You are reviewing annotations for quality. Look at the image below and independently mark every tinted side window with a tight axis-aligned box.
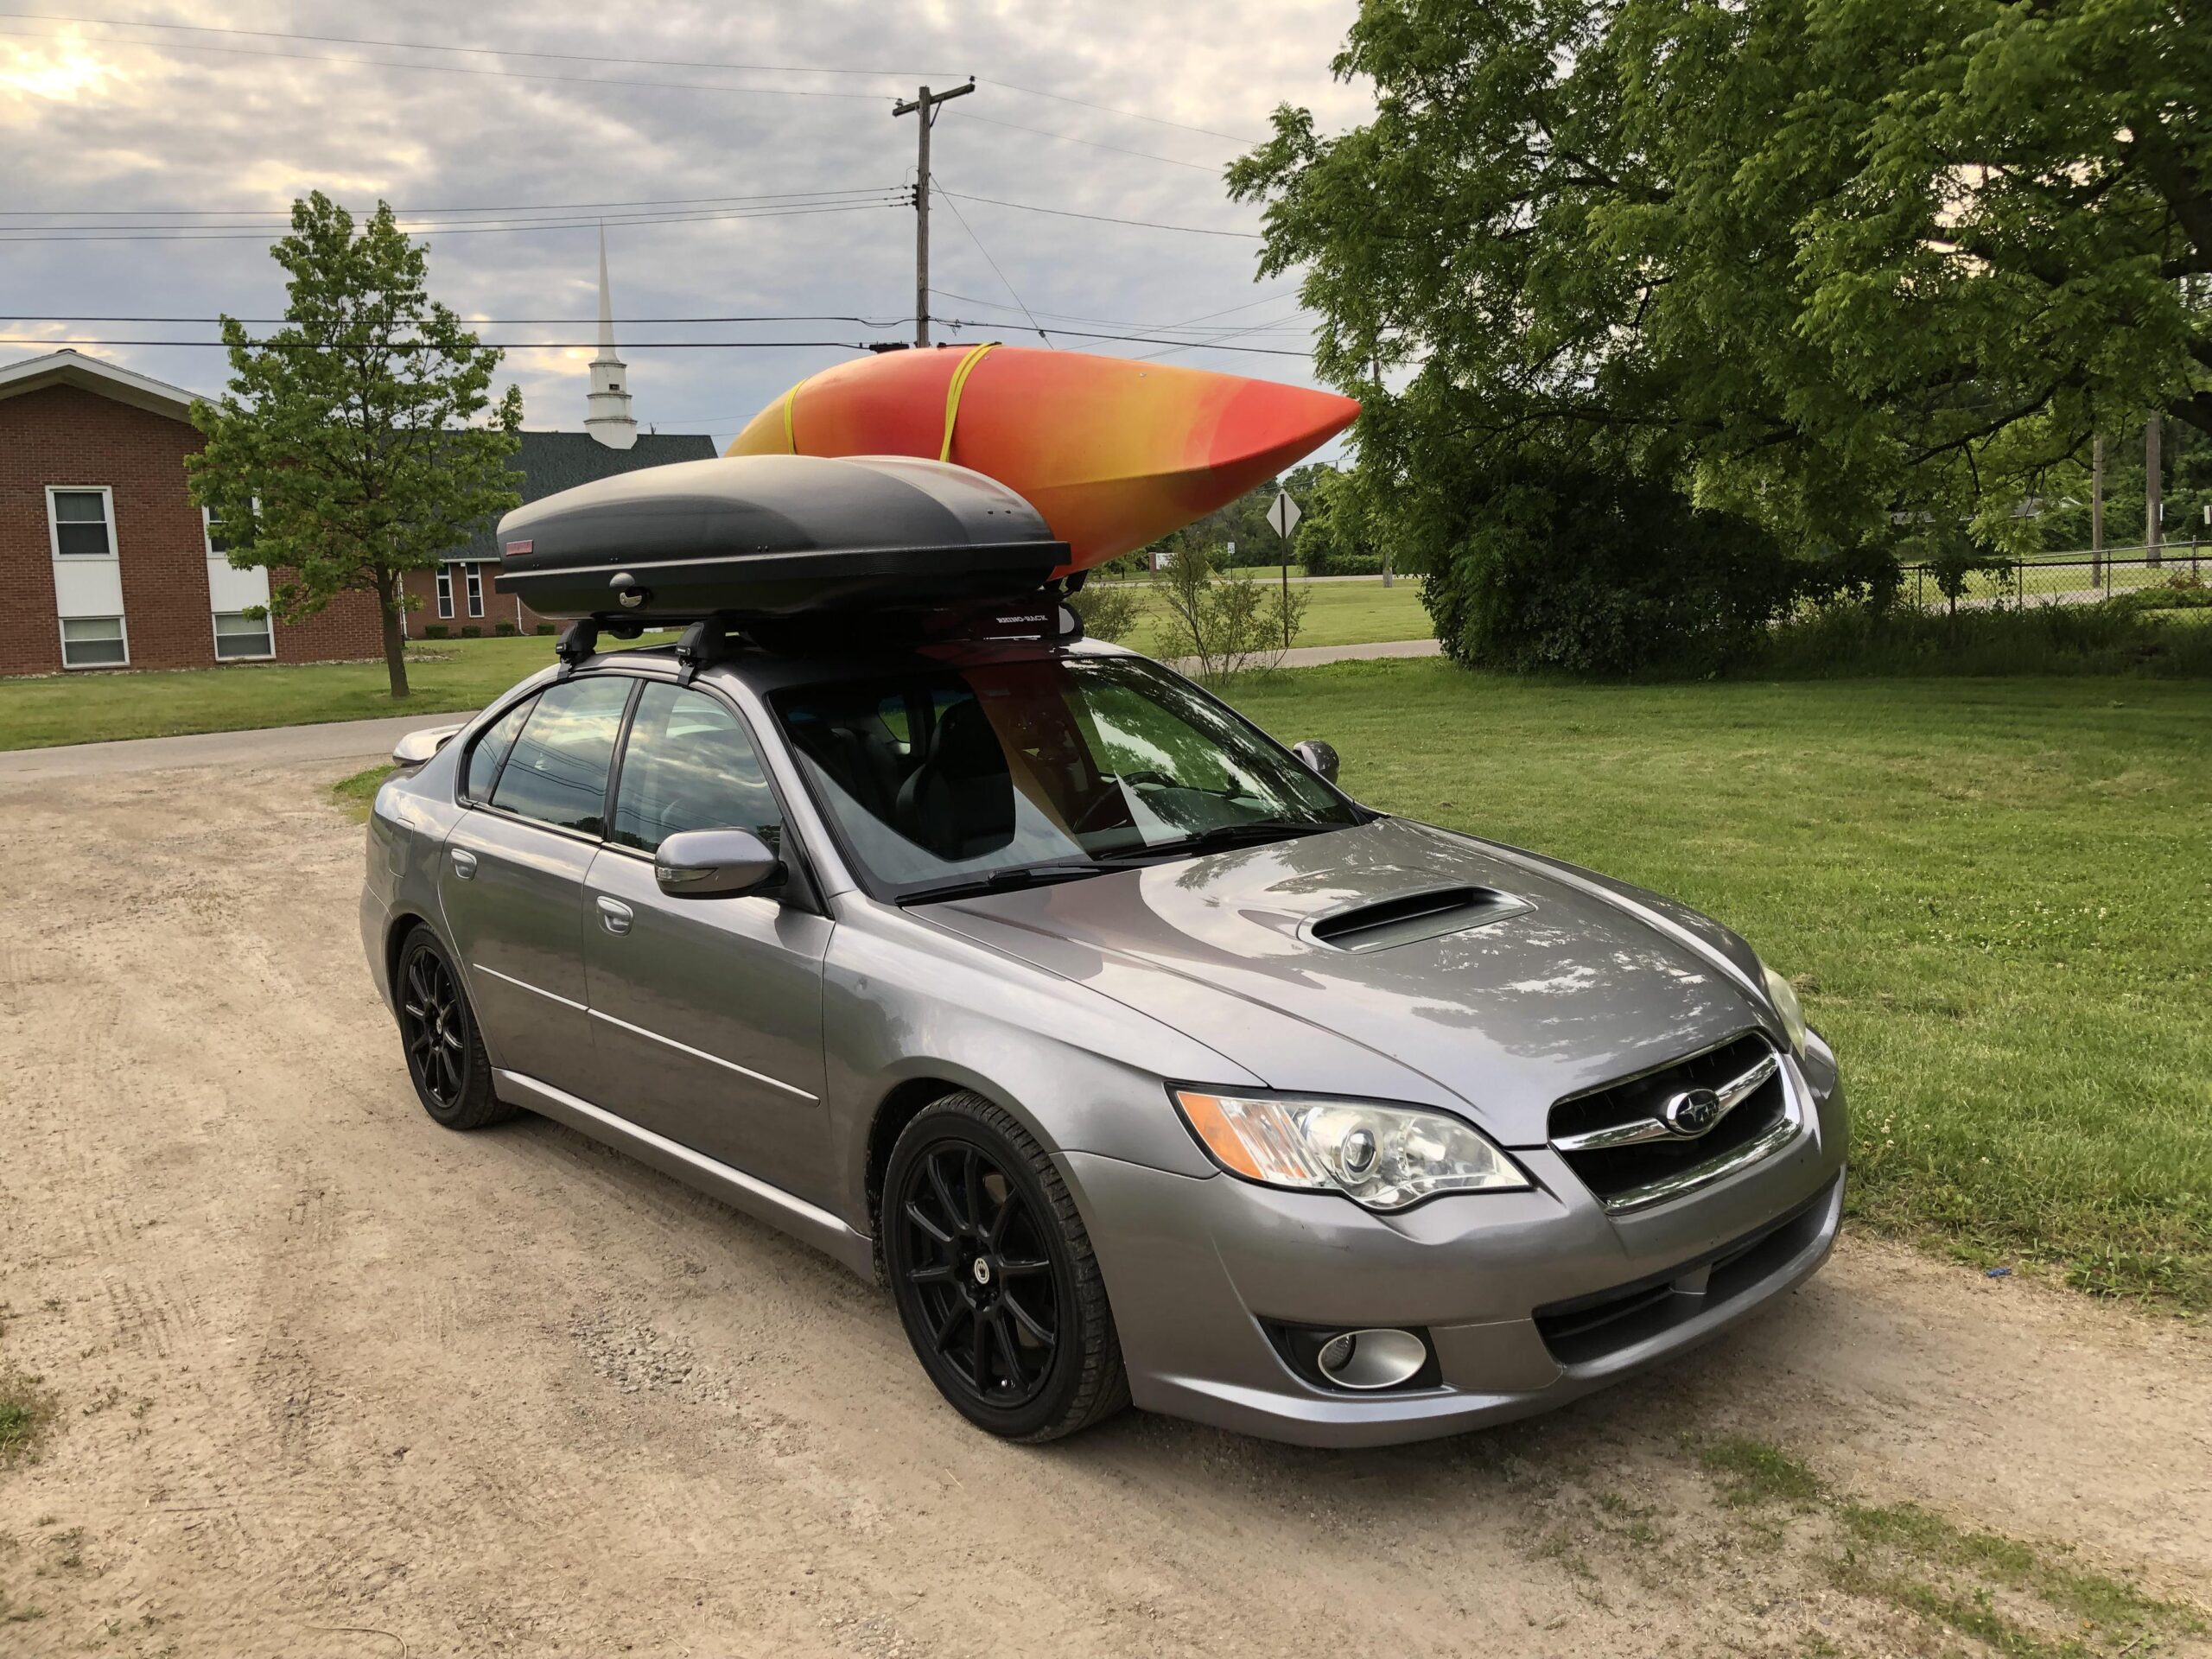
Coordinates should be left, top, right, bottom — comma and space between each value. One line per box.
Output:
490, 676, 633, 835
613, 683, 782, 857
465, 697, 533, 801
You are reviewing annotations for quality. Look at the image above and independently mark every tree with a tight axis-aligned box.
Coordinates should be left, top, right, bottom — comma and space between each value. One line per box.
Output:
188, 193, 524, 697
1230, 0, 2210, 567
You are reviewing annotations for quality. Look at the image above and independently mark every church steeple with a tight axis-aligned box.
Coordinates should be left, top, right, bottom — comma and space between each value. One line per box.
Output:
584, 226, 638, 450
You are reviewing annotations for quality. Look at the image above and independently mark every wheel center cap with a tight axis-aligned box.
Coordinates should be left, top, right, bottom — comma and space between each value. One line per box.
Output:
970, 1257, 994, 1287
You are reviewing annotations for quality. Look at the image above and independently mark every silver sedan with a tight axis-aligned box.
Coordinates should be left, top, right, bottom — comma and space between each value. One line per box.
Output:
361, 637, 1845, 1445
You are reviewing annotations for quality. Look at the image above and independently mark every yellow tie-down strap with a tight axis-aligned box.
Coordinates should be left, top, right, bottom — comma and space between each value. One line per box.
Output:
781, 377, 806, 453
940, 343, 999, 462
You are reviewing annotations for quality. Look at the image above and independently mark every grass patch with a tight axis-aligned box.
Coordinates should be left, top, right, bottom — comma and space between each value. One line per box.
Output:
1113, 576, 1432, 658
1224, 664, 2212, 1309
330, 763, 397, 823
1688, 1440, 2204, 1656
1699, 1437, 1823, 1508
0, 1369, 53, 1467
1753, 601, 2212, 680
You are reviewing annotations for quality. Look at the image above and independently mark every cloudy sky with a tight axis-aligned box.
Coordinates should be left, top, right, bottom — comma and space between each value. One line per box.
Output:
1, 2, 1370, 452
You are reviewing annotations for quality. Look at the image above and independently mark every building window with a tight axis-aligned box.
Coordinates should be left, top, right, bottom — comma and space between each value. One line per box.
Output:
60, 615, 127, 668
213, 611, 274, 661
48, 487, 115, 558
435, 567, 454, 620
465, 564, 485, 619
203, 505, 230, 556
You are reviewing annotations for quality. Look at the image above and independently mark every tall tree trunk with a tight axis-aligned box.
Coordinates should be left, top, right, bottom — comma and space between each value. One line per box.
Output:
378, 569, 410, 699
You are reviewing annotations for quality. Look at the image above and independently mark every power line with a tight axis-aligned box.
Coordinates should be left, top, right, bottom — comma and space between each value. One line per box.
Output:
934, 321, 1308, 356
0, 201, 900, 243
7, 328, 1313, 357
946, 110, 1225, 174
0, 22, 896, 101
975, 78, 1265, 146
930, 181, 1053, 347
0, 187, 903, 219
6, 313, 921, 326
0, 14, 1266, 145
934, 191, 1264, 239
928, 287, 1309, 334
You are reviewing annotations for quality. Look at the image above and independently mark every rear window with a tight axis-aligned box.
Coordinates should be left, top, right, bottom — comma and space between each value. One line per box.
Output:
465, 697, 533, 802
488, 676, 634, 836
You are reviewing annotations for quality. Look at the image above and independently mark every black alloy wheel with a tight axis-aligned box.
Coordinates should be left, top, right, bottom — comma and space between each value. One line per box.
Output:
395, 928, 512, 1129
883, 1093, 1128, 1441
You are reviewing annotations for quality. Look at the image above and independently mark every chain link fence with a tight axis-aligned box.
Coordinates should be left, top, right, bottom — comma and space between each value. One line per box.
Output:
1903, 543, 2209, 609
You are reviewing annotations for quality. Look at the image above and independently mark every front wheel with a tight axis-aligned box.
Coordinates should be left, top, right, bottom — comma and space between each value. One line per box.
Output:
882, 1092, 1128, 1441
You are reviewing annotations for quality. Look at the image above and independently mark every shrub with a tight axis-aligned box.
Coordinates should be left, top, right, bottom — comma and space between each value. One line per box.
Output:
423, 624, 449, 639
1421, 467, 1805, 676
1065, 576, 1144, 642
1752, 598, 2212, 678
1149, 537, 1309, 681
495, 620, 519, 636
460, 625, 482, 639
2106, 575, 2212, 613
535, 622, 556, 636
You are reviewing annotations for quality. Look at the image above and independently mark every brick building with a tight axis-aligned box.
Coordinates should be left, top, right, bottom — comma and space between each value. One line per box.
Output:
0, 350, 385, 675
0, 350, 714, 677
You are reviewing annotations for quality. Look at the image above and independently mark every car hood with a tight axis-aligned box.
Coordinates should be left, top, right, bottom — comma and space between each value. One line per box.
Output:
921, 817, 1776, 1146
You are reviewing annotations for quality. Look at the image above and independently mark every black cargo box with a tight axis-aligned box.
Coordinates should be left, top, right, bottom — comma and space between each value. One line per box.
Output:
493, 454, 1068, 624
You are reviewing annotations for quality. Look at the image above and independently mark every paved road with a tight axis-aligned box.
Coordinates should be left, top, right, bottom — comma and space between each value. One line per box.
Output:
0, 639, 1446, 782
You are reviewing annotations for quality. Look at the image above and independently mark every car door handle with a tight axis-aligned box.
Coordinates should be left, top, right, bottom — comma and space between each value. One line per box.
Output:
596, 896, 633, 936
450, 848, 478, 880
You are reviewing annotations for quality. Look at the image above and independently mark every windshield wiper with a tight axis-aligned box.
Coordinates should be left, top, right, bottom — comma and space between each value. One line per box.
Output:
1098, 819, 1341, 864
895, 861, 1112, 906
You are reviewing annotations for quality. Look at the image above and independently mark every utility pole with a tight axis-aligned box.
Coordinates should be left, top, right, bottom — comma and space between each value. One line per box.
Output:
893, 79, 976, 347
2091, 433, 2104, 588
2145, 414, 2163, 566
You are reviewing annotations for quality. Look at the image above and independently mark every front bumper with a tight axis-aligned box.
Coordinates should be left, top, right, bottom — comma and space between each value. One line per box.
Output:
1064, 1047, 1846, 1447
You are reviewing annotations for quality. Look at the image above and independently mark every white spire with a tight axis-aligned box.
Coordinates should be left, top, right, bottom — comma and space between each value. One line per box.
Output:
584, 225, 637, 450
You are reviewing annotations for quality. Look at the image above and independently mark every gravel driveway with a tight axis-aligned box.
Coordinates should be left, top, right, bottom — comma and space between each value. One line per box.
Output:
0, 760, 2205, 1656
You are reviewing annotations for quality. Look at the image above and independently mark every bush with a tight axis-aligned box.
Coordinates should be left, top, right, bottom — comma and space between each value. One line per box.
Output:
423, 624, 449, 639
1065, 576, 1144, 642
535, 622, 556, 636
2106, 574, 2212, 613
1149, 537, 1309, 681
460, 625, 482, 639
1421, 467, 1805, 676
495, 620, 519, 636
1752, 597, 2212, 677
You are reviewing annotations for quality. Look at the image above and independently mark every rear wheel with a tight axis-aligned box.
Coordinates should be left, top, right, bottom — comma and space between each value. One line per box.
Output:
882, 1092, 1128, 1441
395, 928, 513, 1130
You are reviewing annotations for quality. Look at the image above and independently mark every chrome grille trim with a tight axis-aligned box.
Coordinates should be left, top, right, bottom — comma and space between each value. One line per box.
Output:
1553, 1048, 1780, 1154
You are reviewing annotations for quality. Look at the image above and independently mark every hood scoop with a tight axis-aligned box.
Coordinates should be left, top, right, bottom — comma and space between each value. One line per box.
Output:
1300, 885, 1534, 954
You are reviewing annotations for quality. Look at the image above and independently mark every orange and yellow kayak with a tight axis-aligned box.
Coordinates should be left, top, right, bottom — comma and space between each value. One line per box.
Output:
728, 344, 1359, 575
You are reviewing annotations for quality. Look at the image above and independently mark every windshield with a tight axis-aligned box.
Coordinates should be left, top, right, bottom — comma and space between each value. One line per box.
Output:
772, 654, 1363, 900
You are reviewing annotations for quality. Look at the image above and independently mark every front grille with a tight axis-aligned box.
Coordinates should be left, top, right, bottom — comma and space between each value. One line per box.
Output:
1532, 1180, 1834, 1365
1548, 1032, 1789, 1210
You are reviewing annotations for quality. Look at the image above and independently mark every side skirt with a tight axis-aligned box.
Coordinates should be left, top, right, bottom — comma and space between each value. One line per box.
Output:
494, 1069, 876, 1281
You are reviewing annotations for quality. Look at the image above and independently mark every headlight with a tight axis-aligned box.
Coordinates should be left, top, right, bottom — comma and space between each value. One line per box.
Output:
1171, 1089, 1529, 1211
1761, 963, 1809, 1056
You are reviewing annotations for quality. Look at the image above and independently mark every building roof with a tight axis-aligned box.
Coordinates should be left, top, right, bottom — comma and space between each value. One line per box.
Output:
444, 429, 720, 561
0, 349, 209, 422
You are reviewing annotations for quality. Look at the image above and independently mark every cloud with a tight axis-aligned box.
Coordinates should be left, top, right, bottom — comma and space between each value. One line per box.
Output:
0, 0, 1368, 451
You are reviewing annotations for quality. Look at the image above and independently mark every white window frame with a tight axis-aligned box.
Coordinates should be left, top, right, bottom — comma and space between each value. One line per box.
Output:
59, 613, 129, 670
46, 485, 117, 560
435, 567, 454, 620
211, 609, 275, 663
465, 563, 485, 619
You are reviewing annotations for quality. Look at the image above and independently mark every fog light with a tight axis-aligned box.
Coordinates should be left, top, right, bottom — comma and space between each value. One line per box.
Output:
1313, 1327, 1428, 1390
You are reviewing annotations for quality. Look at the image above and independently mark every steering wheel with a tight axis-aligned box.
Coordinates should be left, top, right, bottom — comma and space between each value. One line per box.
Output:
1067, 770, 1173, 837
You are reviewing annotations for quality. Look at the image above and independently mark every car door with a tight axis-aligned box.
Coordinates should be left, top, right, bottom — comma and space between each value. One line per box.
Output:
582, 680, 833, 1201
440, 673, 638, 1100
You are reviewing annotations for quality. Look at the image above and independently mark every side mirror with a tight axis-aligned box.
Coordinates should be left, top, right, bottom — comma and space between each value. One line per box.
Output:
1291, 739, 1340, 785
391, 721, 467, 768
654, 828, 782, 899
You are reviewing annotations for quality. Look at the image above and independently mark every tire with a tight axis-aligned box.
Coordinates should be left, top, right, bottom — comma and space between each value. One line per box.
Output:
393, 927, 515, 1130
882, 1091, 1128, 1442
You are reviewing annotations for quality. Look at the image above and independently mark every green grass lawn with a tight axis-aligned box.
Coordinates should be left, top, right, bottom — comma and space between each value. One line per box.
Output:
1224, 662, 2212, 1311
1122, 576, 1432, 658
0, 583, 1438, 752
0, 633, 607, 750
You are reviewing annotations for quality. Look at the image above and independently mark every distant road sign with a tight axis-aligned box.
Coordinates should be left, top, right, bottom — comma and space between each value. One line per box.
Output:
1268, 491, 1302, 541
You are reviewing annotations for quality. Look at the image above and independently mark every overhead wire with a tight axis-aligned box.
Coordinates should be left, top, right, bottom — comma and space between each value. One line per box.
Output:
928, 181, 1053, 346
932, 190, 1263, 238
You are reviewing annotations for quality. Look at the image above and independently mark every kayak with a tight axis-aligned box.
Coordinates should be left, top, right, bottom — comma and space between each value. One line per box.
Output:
727, 345, 1359, 575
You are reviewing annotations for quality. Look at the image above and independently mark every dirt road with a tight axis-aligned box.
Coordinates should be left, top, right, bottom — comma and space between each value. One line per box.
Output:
1, 760, 2205, 1657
